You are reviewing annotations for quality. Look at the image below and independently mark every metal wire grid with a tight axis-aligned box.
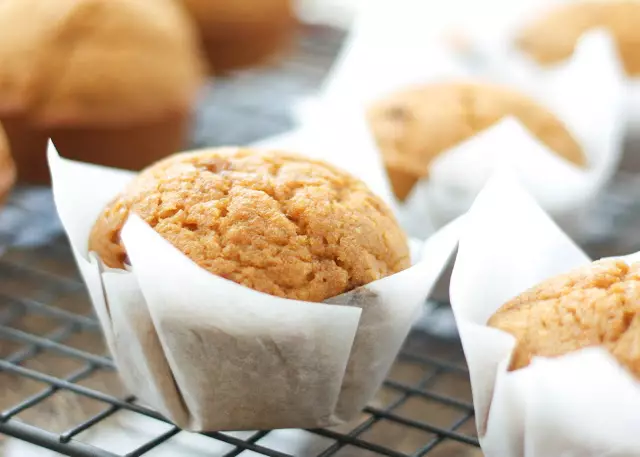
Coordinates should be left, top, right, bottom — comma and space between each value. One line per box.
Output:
0, 232, 480, 457
3, 19, 640, 457
0, 25, 481, 457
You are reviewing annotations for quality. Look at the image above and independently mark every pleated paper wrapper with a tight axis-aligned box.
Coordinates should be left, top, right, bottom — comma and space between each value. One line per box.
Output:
294, 0, 626, 241
46, 115, 461, 432
450, 171, 640, 457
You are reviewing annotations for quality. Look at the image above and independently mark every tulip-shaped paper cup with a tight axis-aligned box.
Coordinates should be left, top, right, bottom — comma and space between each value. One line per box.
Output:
458, 0, 640, 133
296, 0, 626, 242
450, 172, 640, 457
47, 126, 461, 431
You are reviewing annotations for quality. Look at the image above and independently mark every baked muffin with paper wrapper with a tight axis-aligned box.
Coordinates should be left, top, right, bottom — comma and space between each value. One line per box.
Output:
0, 0, 204, 184
367, 81, 586, 202
300, 0, 625, 240
489, 259, 640, 378
451, 173, 640, 457
177, 0, 296, 74
48, 120, 461, 430
517, 1, 640, 77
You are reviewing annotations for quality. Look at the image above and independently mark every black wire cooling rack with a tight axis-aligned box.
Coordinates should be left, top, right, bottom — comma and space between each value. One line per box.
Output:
0, 235, 480, 457
3, 21, 640, 457
0, 25, 482, 457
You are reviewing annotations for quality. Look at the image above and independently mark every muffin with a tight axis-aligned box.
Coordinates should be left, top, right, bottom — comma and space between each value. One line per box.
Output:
0, 0, 205, 184
367, 82, 586, 201
517, 1, 640, 76
89, 148, 410, 303
0, 125, 16, 204
178, 0, 297, 74
488, 259, 640, 378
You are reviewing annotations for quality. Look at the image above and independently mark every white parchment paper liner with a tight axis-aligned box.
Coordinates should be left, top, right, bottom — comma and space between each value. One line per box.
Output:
48, 133, 461, 431
450, 171, 640, 457
295, 1, 626, 240
460, 0, 640, 132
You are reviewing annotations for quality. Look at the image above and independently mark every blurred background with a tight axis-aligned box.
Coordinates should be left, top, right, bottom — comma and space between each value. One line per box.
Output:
1, 0, 640, 456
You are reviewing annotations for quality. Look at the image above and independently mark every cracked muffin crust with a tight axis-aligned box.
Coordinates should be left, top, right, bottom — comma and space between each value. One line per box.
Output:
488, 259, 640, 378
367, 82, 585, 201
517, 1, 640, 77
89, 148, 411, 303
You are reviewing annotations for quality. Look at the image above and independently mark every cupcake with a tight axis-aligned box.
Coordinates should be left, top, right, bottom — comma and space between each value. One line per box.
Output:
516, 1, 640, 77
0, 0, 205, 184
488, 259, 640, 377
366, 82, 586, 202
0, 125, 16, 204
178, 0, 297, 74
89, 147, 410, 302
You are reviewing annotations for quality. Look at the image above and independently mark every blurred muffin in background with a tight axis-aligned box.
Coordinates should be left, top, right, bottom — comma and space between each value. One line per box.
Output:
367, 82, 585, 201
0, 0, 205, 184
0, 126, 16, 204
517, 1, 640, 76
178, 0, 297, 74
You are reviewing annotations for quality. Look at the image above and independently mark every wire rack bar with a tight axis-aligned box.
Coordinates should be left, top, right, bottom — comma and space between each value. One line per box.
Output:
308, 428, 408, 457
221, 431, 272, 457
0, 326, 114, 368
413, 410, 476, 457
0, 292, 100, 329
1, 364, 95, 421
59, 397, 136, 443
314, 367, 446, 457
363, 407, 479, 446
125, 427, 181, 457
0, 420, 119, 457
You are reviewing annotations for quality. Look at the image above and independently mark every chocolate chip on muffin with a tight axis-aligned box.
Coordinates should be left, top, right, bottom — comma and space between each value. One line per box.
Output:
89, 148, 410, 302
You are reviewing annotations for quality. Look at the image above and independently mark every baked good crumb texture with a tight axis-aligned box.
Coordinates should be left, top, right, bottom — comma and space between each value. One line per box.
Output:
489, 259, 640, 378
90, 148, 410, 303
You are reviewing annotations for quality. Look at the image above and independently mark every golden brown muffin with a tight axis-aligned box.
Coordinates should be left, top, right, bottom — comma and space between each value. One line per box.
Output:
0, 0, 205, 184
0, 125, 16, 204
517, 1, 640, 76
367, 82, 585, 201
488, 259, 640, 378
178, 0, 297, 74
89, 148, 410, 302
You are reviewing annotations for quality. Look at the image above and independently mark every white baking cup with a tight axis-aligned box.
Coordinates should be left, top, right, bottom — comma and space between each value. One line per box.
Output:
450, 171, 640, 457
294, 0, 625, 241
48, 133, 461, 431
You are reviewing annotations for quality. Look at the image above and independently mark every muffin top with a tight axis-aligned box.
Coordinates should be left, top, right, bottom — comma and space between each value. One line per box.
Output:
178, 0, 295, 73
517, 1, 640, 76
89, 148, 410, 303
367, 82, 585, 201
0, 126, 15, 204
488, 259, 640, 378
0, 0, 204, 127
